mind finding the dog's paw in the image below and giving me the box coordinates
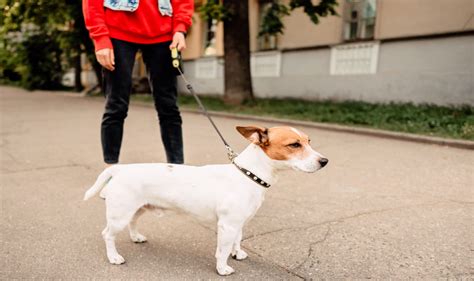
[232,249,248,260]
[216,265,235,276]
[108,254,125,265]
[131,233,147,243]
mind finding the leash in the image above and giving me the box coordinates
[171,48,270,188]
[171,48,238,162]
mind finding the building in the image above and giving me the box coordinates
[177,0,474,106]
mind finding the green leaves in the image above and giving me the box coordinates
[198,0,232,22]
[259,0,339,37]
[0,0,89,90]
[258,2,290,37]
[289,0,339,25]
[1,0,71,34]
[197,0,339,37]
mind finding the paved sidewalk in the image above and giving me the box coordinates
[1,86,473,279]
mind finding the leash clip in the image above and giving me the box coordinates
[226,145,238,162]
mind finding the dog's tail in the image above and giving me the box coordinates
[83,166,117,201]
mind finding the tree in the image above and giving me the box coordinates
[0,0,100,92]
[222,0,253,104]
[200,0,338,105]
[1,0,68,89]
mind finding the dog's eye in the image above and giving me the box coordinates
[288,142,301,148]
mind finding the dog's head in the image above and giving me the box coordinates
[236,125,328,173]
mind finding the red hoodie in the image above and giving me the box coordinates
[83,0,194,51]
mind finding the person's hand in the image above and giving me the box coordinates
[96,48,115,71]
[170,32,186,51]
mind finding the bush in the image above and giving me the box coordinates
[0,40,21,84]
[1,31,65,90]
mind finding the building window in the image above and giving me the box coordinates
[343,0,376,41]
[330,42,379,75]
[203,17,218,56]
[258,1,277,51]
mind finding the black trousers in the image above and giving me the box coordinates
[101,38,183,164]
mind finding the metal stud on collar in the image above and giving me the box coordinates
[233,163,271,188]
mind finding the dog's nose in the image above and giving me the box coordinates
[319,158,328,167]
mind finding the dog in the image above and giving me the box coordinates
[84,125,328,275]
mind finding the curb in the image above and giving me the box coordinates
[17,87,474,150]
[128,100,474,150]
[82,96,474,150]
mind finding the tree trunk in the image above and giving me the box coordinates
[73,51,84,92]
[223,0,253,105]
[78,10,104,94]
[91,59,103,93]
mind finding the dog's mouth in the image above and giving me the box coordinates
[291,164,319,173]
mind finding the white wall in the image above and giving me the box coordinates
[179,34,473,106]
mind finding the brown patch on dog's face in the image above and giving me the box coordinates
[261,127,310,160]
[236,125,311,161]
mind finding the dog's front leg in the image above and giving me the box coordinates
[231,228,248,260]
[215,221,240,275]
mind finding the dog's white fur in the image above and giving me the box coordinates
[84,126,327,275]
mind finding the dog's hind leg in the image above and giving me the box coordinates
[231,228,248,260]
[102,221,127,264]
[128,207,147,243]
[103,202,142,264]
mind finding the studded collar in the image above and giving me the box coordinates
[233,162,271,188]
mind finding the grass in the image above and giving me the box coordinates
[132,94,474,140]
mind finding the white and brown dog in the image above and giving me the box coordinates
[84,125,328,275]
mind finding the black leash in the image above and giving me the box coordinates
[171,48,238,162]
[171,48,270,188]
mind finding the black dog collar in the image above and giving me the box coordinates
[233,163,271,188]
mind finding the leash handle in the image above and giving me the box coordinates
[171,47,238,162]
[171,47,180,68]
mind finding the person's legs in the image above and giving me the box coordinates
[101,39,138,164]
[141,42,184,164]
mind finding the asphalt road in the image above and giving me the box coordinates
[1,86,473,279]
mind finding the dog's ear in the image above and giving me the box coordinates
[236,125,269,145]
